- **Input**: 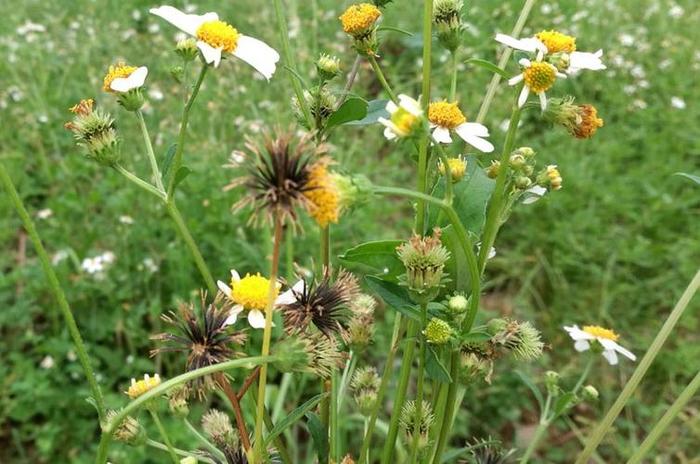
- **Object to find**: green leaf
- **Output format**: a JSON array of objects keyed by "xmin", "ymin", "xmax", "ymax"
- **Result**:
[
  {"xmin": 338, "ymin": 240, "xmax": 404, "ymax": 282},
  {"xmin": 365, "ymin": 276, "xmax": 420, "ymax": 321},
  {"xmin": 265, "ymin": 393, "xmax": 326, "ymax": 446},
  {"xmin": 377, "ymin": 25, "xmax": 414, "ymax": 37},
  {"xmin": 306, "ymin": 412, "xmax": 329, "ymax": 464},
  {"xmin": 425, "ymin": 345, "xmax": 452, "ymax": 383},
  {"xmin": 465, "ymin": 58, "xmax": 509, "ymax": 78},
  {"xmin": 326, "ymin": 97, "xmax": 368, "ymax": 130},
  {"xmin": 346, "ymin": 99, "xmax": 390, "ymax": 126},
  {"xmin": 441, "ymin": 225, "xmax": 470, "ymax": 293},
  {"xmin": 428, "ymin": 155, "xmax": 495, "ymax": 235},
  {"xmin": 172, "ymin": 166, "xmax": 192, "ymax": 190},
  {"xmin": 674, "ymin": 172, "xmax": 700, "ymax": 185},
  {"xmin": 160, "ymin": 143, "xmax": 177, "ymax": 179},
  {"xmin": 514, "ymin": 370, "xmax": 545, "ymax": 412},
  {"xmin": 553, "ymin": 392, "xmax": 577, "ymax": 416}
]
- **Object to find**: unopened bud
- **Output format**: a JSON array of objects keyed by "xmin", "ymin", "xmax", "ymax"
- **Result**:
[
  {"xmin": 514, "ymin": 147, "xmax": 536, "ymax": 159},
  {"xmin": 485, "ymin": 160, "xmax": 501, "ymax": 179},
  {"xmin": 351, "ymin": 366, "xmax": 381, "ymax": 415},
  {"xmin": 447, "ymin": 293, "xmax": 468, "ymax": 314},
  {"xmin": 168, "ymin": 386, "xmax": 190, "ymax": 418},
  {"xmin": 514, "ymin": 176, "xmax": 533, "ymax": 190},
  {"xmin": 175, "ymin": 38, "xmax": 199, "ymax": 62},
  {"xmin": 582, "ymin": 385, "xmax": 599, "ymax": 401},
  {"xmin": 438, "ymin": 156, "xmax": 467, "ymax": 182},
  {"xmin": 509, "ymin": 153, "xmax": 527, "ymax": 169},
  {"xmin": 317, "ymin": 53, "xmax": 341, "ymax": 81},
  {"xmin": 548, "ymin": 52, "xmax": 571, "ymax": 72},
  {"xmin": 433, "ymin": 0, "xmax": 463, "ymax": 52},
  {"xmin": 397, "ymin": 228, "xmax": 451, "ymax": 303},
  {"xmin": 424, "ymin": 318, "xmax": 452, "ymax": 344},
  {"xmin": 106, "ymin": 410, "xmax": 147, "ymax": 447}
]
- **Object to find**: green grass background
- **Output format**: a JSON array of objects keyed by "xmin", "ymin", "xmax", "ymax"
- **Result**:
[{"xmin": 1, "ymin": 0, "xmax": 698, "ymax": 462}]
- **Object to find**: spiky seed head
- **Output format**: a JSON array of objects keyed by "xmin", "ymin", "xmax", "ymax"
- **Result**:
[
  {"xmin": 273, "ymin": 331, "xmax": 344, "ymax": 379},
  {"xmin": 468, "ymin": 437, "xmax": 517, "ymax": 464},
  {"xmin": 489, "ymin": 319, "xmax": 544, "ymax": 361},
  {"xmin": 397, "ymin": 228, "xmax": 450, "ymax": 302},
  {"xmin": 399, "ymin": 400, "xmax": 435, "ymax": 451},
  {"xmin": 167, "ymin": 385, "xmax": 190, "ymax": 418},
  {"xmin": 106, "ymin": 410, "xmax": 146, "ymax": 446},
  {"xmin": 202, "ymin": 409, "xmax": 239, "ymax": 450},
  {"xmin": 351, "ymin": 366, "xmax": 381, "ymax": 415},
  {"xmin": 65, "ymin": 99, "xmax": 121, "ymax": 165},
  {"xmin": 424, "ymin": 318, "xmax": 452, "ymax": 344}
]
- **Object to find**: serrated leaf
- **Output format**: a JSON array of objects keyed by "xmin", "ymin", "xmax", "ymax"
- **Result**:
[
  {"xmin": 465, "ymin": 58, "xmax": 510, "ymax": 78},
  {"xmin": 346, "ymin": 99, "xmax": 390, "ymax": 126},
  {"xmin": 364, "ymin": 276, "xmax": 420, "ymax": 321},
  {"xmin": 160, "ymin": 143, "xmax": 177, "ymax": 179},
  {"xmin": 338, "ymin": 240, "xmax": 403, "ymax": 282},
  {"xmin": 172, "ymin": 166, "xmax": 192, "ymax": 190},
  {"xmin": 326, "ymin": 97, "xmax": 368, "ymax": 131},
  {"xmin": 674, "ymin": 172, "xmax": 700, "ymax": 185},
  {"xmin": 426, "ymin": 345, "xmax": 452, "ymax": 383},
  {"xmin": 306, "ymin": 412, "xmax": 329, "ymax": 464},
  {"xmin": 265, "ymin": 393, "xmax": 325, "ymax": 446}
]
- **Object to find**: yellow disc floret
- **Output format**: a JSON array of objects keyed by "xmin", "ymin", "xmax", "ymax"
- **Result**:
[
  {"xmin": 536, "ymin": 30, "xmax": 576, "ymax": 54},
  {"xmin": 428, "ymin": 101, "xmax": 466, "ymax": 129},
  {"xmin": 103, "ymin": 63, "xmax": 137, "ymax": 92},
  {"xmin": 583, "ymin": 325, "xmax": 619, "ymax": 341},
  {"xmin": 523, "ymin": 62, "xmax": 557, "ymax": 94},
  {"xmin": 196, "ymin": 20, "xmax": 240, "ymax": 53},
  {"xmin": 439, "ymin": 157, "xmax": 468, "ymax": 181},
  {"xmin": 126, "ymin": 373, "xmax": 161, "ymax": 399},
  {"xmin": 574, "ymin": 104, "xmax": 604, "ymax": 139},
  {"xmin": 339, "ymin": 3, "xmax": 381, "ymax": 36},
  {"xmin": 232, "ymin": 273, "xmax": 274, "ymax": 311},
  {"xmin": 304, "ymin": 159, "xmax": 340, "ymax": 227}
]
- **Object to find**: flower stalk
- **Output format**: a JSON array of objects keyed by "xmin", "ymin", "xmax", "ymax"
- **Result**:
[{"xmin": 148, "ymin": 408, "xmax": 179, "ymax": 464}]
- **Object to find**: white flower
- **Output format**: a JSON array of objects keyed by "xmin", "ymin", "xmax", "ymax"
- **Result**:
[
  {"xmin": 427, "ymin": 101, "xmax": 494, "ymax": 152},
  {"xmin": 378, "ymin": 94, "xmax": 423, "ymax": 140},
  {"xmin": 36, "ymin": 208, "xmax": 53, "ymax": 219},
  {"xmin": 568, "ymin": 50, "xmax": 606, "ymax": 73},
  {"xmin": 216, "ymin": 269, "xmax": 283, "ymax": 329},
  {"xmin": 564, "ymin": 325, "xmax": 636, "ymax": 365},
  {"xmin": 150, "ymin": 5, "xmax": 280, "ymax": 78},
  {"xmin": 671, "ymin": 97, "xmax": 686, "ymax": 109},
  {"xmin": 507, "ymin": 51, "xmax": 567, "ymax": 111},
  {"xmin": 495, "ymin": 33, "xmax": 546, "ymax": 54},
  {"xmin": 104, "ymin": 65, "xmax": 149, "ymax": 93},
  {"xmin": 40, "ymin": 355, "xmax": 55, "ymax": 369}
]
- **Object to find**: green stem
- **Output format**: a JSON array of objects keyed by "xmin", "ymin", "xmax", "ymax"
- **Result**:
[
  {"xmin": 575, "ymin": 269, "xmax": 700, "ymax": 464},
  {"xmin": 146, "ymin": 438, "xmax": 216, "ymax": 464},
  {"xmin": 165, "ymin": 200, "xmax": 217, "ymax": 295},
  {"xmin": 149, "ymin": 409, "xmax": 179, "ymax": 464},
  {"xmin": 0, "ymin": 162, "xmax": 106, "ymax": 423},
  {"xmin": 320, "ymin": 225, "xmax": 330, "ymax": 273},
  {"xmin": 572, "ymin": 357, "xmax": 595, "ymax": 396},
  {"xmin": 135, "ymin": 109, "xmax": 165, "ymax": 192},
  {"xmin": 358, "ymin": 315, "xmax": 406, "ymax": 463},
  {"xmin": 475, "ymin": 0, "xmax": 537, "ymax": 124},
  {"xmin": 95, "ymin": 355, "xmax": 275, "ymax": 464},
  {"xmin": 184, "ymin": 418, "xmax": 226, "ymax": 461},
  {"xmin": 367, "ymin": 54, "xmax": 398, "ymax": 104},
  {"xmin": 409, "ymin": 304, "xmax": 428, "ymax": 464},
  {"xmin": 273, "ymin": 0, "xmax": 314, "ymax": 128},
  {"xmin": 519, "ymin": 420, "xmax": 549, "ymax": 464},
  {"xmin": 627, "ymin": 370, "xmax": 700, "ymax": 464},
  {"xmin": 430, "ymin": 355, "xmax": 458, "ymax": 463},
  {"xmin": 449, "ymin": 50, "xmax": 458, "ymax": 102},
  {"xmin": 331, "ymin": 369, "xmax": 340, "ymax": 462},
  {"xmin": 167, "ymin": 63, "xmax": 208, "ymax": 197},
  {"xmin": 285, "ymin": 231, "xmax": 295, "ymax": 281},
  {"xmin": 113, "ymin": 164, "xmax": 166, "ymax": 200},
  {"xmin": 338, "ymin": 351, "xmax": 358, "ymax": 411}
]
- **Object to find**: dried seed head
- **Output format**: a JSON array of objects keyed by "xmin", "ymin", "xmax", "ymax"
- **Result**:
[
  {"xmin": 202, "ymin": 409, "xmax": 239, "ymax": 450},
  {"xmin": 65, "ymin": 99, "xmax": 121, "ymax": 165},
  {"xmin": 106, "ymin": 410, "xmax": 146, "ymax": 446},
  {"xmin": 350, "ymin": 366, "xmax": 381, "ymax": 415},
  {"xmin": 273, "ymin": 331, "xmax": 344, "ymax": 379}
]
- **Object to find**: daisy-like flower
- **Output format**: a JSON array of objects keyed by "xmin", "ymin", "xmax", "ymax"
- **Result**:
[
  {"xmin": 379, "ymin": 94, "xmax": 423, "ymax": 140},
  {"xmin": 507, "ymin": 51, "xmax": 567, "ymax": 111},
  {"xmin": 126, "ymin": 373, "xmax": 161, "ymax": 399},
  {"xmin": 276, "ymin": 269, "xmax": 360, "ymax": 338},
  {"xmin": 217, "ymin": 269, "xmax": 283, "ymax": 329},
  {"xmin": 151, "ymin": 293, "xmax": 247, "ymax": 396},
  {"xmin": 149, "ymin": 5, "xmax": 279, "ymax": 78},
  {"xmin": 564, "ymin": 325, "xmax": 636, "ymax": 365},
  {"xmin": 102, "ymin": 63, "xmax": 148, "ymax": 93},
  {"xmin": 427, "ymin": 101, "xmax": 494, "ymax": 152}
]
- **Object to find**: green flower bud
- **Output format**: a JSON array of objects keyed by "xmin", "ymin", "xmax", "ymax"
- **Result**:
[
  {"xmin": 175, "ymin": 38, "xmax": 199, "ymax": 62},
  {"xmin": 424, "ymin": 318, "xmax": 452, "ymax": 344},
  {"xmin": 509, "ymin": 153, "xmax": 527, "ymax": 169},
  {"xmin": 433, "ymin": 0, "xmax": 463, "ymax": 52},
  {"xmin": 486, "ymin": 318, "xmax": 508, "ymax": 335},
  {"xmin": 170, "ymin": 65, "xmax": 185, "ymax": 83},
  {"xmin": 168, "ymin": 386, "xmax": 190, "ymax": 418},
  {"xmin": 514, "ymin": 176, "xmax": 533, "ymax": 190},
  {"xmin": 513, "ymin": 147, "xmax": 536, "ymax": 159},
  {"xmin": 351, "ymin": 366, "xmax": 381, "ymax": 415},
  {"xmin": 582, "ymin": 385, "xmax": 599, "ymax": 401},
  {"xmin": 547, "ymin": 52, "xmax": 571, "ymax": 73},
  {"xmin": 65, "ymin": 99, "xmax": 121, "ymax": 166},
  {"xmin": 485, "ymin": 160, "xmax": 501, "ymax": 179},
  {"xmin": 545, "ymin": 370, "xmax": 561, "ymax": 395},
  {"xmin": 180, "ymin": 457, "xmax": 198, "ymax": 464},
  {"xmin": 316, "ymin": 53, "xmax": 341, "ymax": 81},
  {"xmin": 397, "ymin": 228, "xmax": 451, "ymax": 303},
  {"xmin": 116, "ymin": 88, "xmax": 146, "ymax": 112},
  {"xmin": 447, "ymin": 293, "xmax": 468, "ymax": 314}
]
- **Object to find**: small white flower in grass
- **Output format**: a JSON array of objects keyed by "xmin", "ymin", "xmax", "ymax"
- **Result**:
[
  {"xmin": 564, "ymin": 324, "xmax": 636, "ymax": 365},
  {"xmin": 427, "ymin": 101, "xmax": 494, "ymax": 152},
  {"xmin": 508, "ymin": 50, "xmax": 567, "ymax": 111},
  {"xmin": 150, "ymin": 5, "xmax": 279, "ymax": 78},
  {"xmin": 216, "ymin": 269, "xmax": 282, "ymax": 329},
  {"xmin": 379, "ymin": 94, "xmax": 423, "ymax": 140},
  {"xmin": 671, "ymin": 97, "xmax": 686, "ymax": 109}
]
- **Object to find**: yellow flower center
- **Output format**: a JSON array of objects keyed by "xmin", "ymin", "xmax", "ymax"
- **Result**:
[
  {"xmin": 523, "ymin": 62, "xmax": 557, "ymax": 94},
  {"xmin": 339, "ymin": 3, "xmax": 381, "ymax": 36},
  {"xmin": 126, "ymin": 374, "xmax": 161, "ymax": 399},
  {"xmin": 536, "ymin": 30, "xmax": 577, "ymax": 54},
  {"xmin": 103, "ymin": 63, "xmax": 137, "ymax": 92},
  {"xmin": 391, "ymin": 108, "xmax": 419, "ymax": 136},
  {"xmin": 582, "ymin": 325, "xmax": 619, "ymax": 341},
  {"xmin": 304, "ymin": 160, "xmax": 340, "ymax": 227},
  {"xmin": 428, "ymin": 101, "xmax": 466, "ymax": 129},
  {"xmin": 196, "ymin": 20, "xmax": 240, "ymax": 53},
  {"xmin": 439, "ymin": 157, "xmax": 467, "ymax": 181},
  {"xmin": 574, "ymin": 104, "xmax": 604, "ymax": 139},
  {"xmin": 232, "ymin": 273, "xmax": 274, "ymax": 311}
]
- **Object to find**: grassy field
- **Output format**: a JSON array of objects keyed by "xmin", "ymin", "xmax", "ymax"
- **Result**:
[{"xmin": 1, "ymin": 0, "xmax": 699, "ymax": 462}]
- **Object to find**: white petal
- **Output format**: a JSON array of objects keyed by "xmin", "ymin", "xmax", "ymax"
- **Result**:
[
  {"xmin": 230, "ymin": 269, "xmax": 241, "ymax": 283},
  {"xmin": 385, "ymin": 101, "xmax": 398, "ymax": 114},
  {"xmin": 110, "ymin": 66, "xmax": 148, "ymax": 92},
  {"xmin": 223, "ymin": 312, "xmax": 238, "ymax": 327},
  {"xmin": 383, "ymin": 125, "xmax": 398, "ymax": 140},
  {"xmin": 518, "ymin": 58, "xmax": 532, "ymax": 68},
  {"xmin": 248, "ymin": 309, "xmax": 266, "ymax": 329},
  {"xmin": 564, "ymin": 325, "xmax": 595, "ymax": 341},
  {"xmin": 462, "ymin": 134, "xmax": 495, "ymax": 153},
  {"xmin": 495, "ymin": 34, "xmax": 544, "ymax": 53},
  {"xmin": 508, "ymin": 74, "xmax": 524, "ymax": 86},
  {"xmin": 602, "ymin": 349, "xmax": 619, "ymax": 365},
  {"xmin": 232, "ymin": 35, "xmax": 280, "ymax": 80},
  {"xmin": 614, "ymin": 344, "xmax": 637, "ymax": 361},
  {"xmin": 455, "ymin": 123, "xmax": 494, "ymax": 153},
  {"xmin": 217, "ymin": 280, "xmax": 233, "ymax": 298},
  {"xmin": 398, "ymin": 95, "xmax": 422, "ymax": 116},
  {"xmin": 197, "ymin": 40, "xmax": 223, "ymax": 67},
  {"xmin": 149, "ymin": 6, "xmax": 217, "ymax": 36},
  {"xmin": 599, "ymin": 339, "xmax": 636, "ymax": 362},
  {"xmin": 432, "ymin": 126, "xmax": 452, "ymax": 144},
  {"xmin": 458, "ymin": 122, "xmax": 489, "ymax": 137},
  {"xmin": 275, "ymin": 280, "xmax": 303, "ymax": 305},
  {"xmin": 574, "ymin": 339, "xmax": 591, "ymax": 352},
  {"xmin": 538, "ymin": 92, "xmax": 548, "ymax": 111},
  {"xmin": 522, "ymin": 185, "xmax": 547, "ymax": 204},
  {"xmin": 569, "ymin": 50, "xmax": 606, "ymax": 72},
  {"xmin": 517, "ymin": 86, "xmax": 530, "ymax": 108}
]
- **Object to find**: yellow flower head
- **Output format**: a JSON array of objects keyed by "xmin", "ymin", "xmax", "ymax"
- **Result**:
[
  {"xmin": 103, "ymin": 63, "xmax": 138, "ymax": 92},
  {"xmin": 339, "ymin": 3, "xmax": 381, "ymax": 36},
  {"xmin": 536, "ymin": 30, "xmax": 577, "ymax": 54},
  {"xmin": 573, "ymin": 104, "xmax": 604, "ymax": 139},
  {"xmin": 582, "ymin": 325, "xmax": 619, "ymax": 341},
  {"xmin": 196, "ymin": 20, "xmax": 240, "ymax": 53},
  {"xmin": 438, "ymin": 157, "xmax": 468, "ymax": 182},
  {"xmin": 232, "ymin": 273, "xmax": 274, "ymax": 311},
  {"xmin": 304, "ymin": 159, "xmax": 340, "ymax": 227},
  {"xmin": 523, "ymin": 62, "xmax": 557, "ymax": 94},
  {"xmin": 546, "ymin": 165, "xmax": 562, "ymax": 190},
  {"xmin": 428, "ymin": 101, "xmax": 466, "ymax": 129},
  {"xmin": 126, "ymin": 374, "xmax": 161, "ymax": 399}
]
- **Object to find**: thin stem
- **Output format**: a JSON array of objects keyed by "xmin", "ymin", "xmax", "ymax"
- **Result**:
[
  {"xmin": 409, "ymin": 303, "xmax": 428, "ymax": 463},
  {"xmin": 237, "ymin": 366, "xmax": 262, "ymax": 401},
  {"xmin": 337, "ymin": 351, "xmax": 358, "ymax": 411},
  {"xmin": 113, "ymin": 164, "xmax": 166, "ymax": 200},
  {"xmin": 135, "ymin": 109, "xmax": 165, "ymax": 192},
  {"xmin": 367, "ymin": 54, "xmax": 399, "ymax": 103},
  {"xmin": 218, "ymin": 374, "xmax": 252, "ymax": 451},
  {"xmin": 572, "ymin": 357, "xmax": 595, "ymax": 396},
  {"xmin": 149, "ymin": 408, "xmax": 180, "ymax": 464},
  {"xmin": 0, "ymin": 162, "xmax": 106, "ymax": 422},
  {"xmin": 430, "ymin": 355, "xmax": 458, "ymax": 463},
  {"xmin": 164, "ymin": 201, "xmax": 216, "ymax": 295},
  {"xmin": 167, "ymin": 63, "xmax": 208, "ymax": 197},
  {"xmin": 273, "ymin": 0, "xmax": 314, "ymax": 128},
  {"xmin": 475, "ymin": 0, "xmax": 537, "ymax": 124},
  {"xmin": 184, "ymin": 418, "xmax": 226, "ymax": 462},
  {"xmin": 449, "ymin": 50, "xmax": 458, "ymax": 102},
  {"xmin": 285, "ymin": 231, "xmax": 295, "ymax": 281},
  {"xmin": 627, "ymin": 370, "xmax": 700, "ymax": 464},
  {"xmin": 146, "ymin": 438, "xmax": 216, "ymax": 464},
  {"xmin": 253, "ymin": 215, "xmax": 284, "ymax": 462},
  {"xmin": 358, "ymin": 315, "xmax": 406, "ymax": 463},
  {"xmin": 331, "ymin": 369, "xmax": 340, "ymax": 462},
  {"xmin": 336, "ymin": 55, "xmax": 362, "ymax": 109},
  {"xmin": 320, "ymin": 225, "xmax": 330, "ymax": 273},
  {"xmin": 575, "ymin": 269, "xmax": 700, "ymax": 464},
  {"xmin": 519, "ymin": 421, "xmax": 549, "ymax": 464}
]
